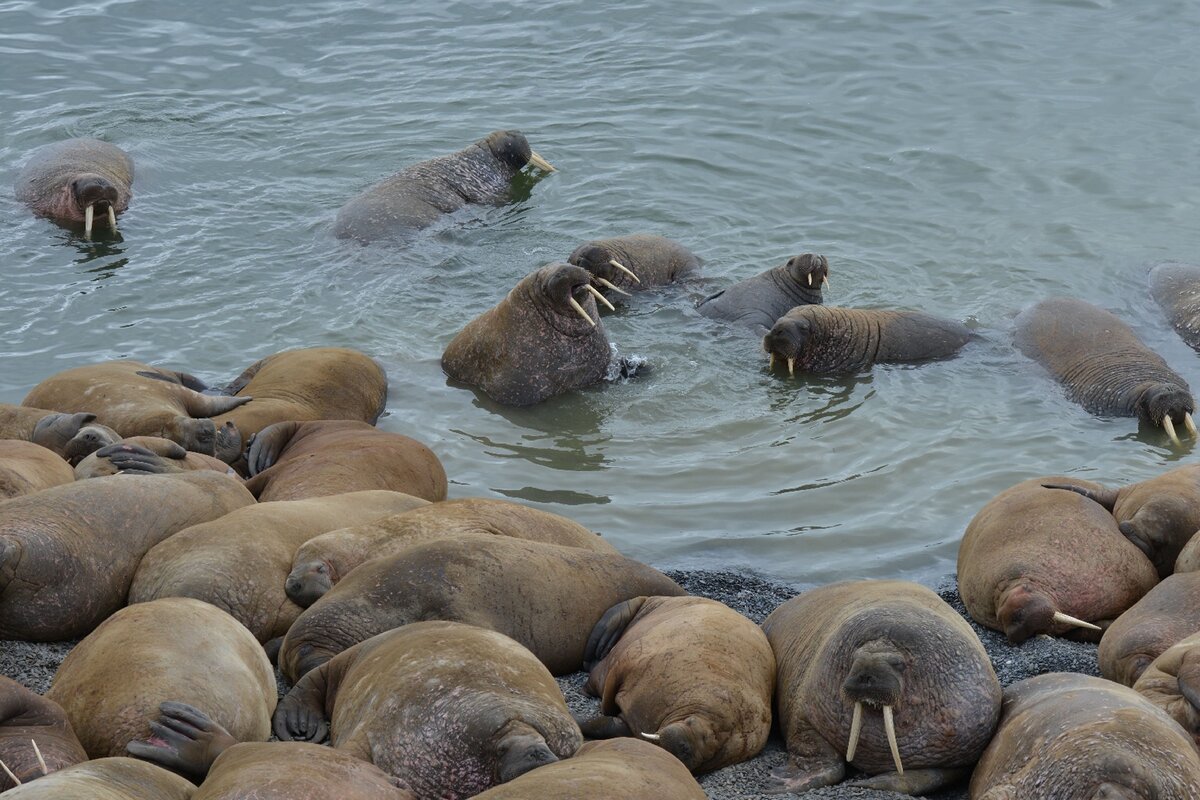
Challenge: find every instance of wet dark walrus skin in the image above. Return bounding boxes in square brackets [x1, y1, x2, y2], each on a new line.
[1149, 261, 1200, 353]
[567, 234, 700, 293]
[696, 253, 829, 332]
[14, 138, 133, 225]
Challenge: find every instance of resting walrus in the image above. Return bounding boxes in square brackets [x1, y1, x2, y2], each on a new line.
[442, 263, 612, 406]
[762, 580, 1001, 795]
[14, 138, 133, 237]
[567, 234, 700, 299]
[761, 305, 972, 376]
[1132, 632, 1200, 749]
[0, 757, 194, 799]
[0, 441, 75, 500]
[0, 676, 88, 790]
[696, 253, 829, 332]
[0, 405, 121, 464]
[1014, 296, 1196, 445]
[1098, 572, 1200, 686]
[1150, 262, 1200, 353]
[73, 438, 232, 480]
[333, 130, 554, 242]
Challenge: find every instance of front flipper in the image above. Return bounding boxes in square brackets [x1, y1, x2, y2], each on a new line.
[1039, 482, 1119, 511]
[246, 421, 301, 476]
[91, 443, 184, 475]
[181, 389, 252, 419]
[273, 664, 331, 743]
[583, 597, 647, 669]
[125, 701, 238, 784]
[763, 756, 845, 795]
[574, 713, 631, 739]
[847, 766, 970, 795]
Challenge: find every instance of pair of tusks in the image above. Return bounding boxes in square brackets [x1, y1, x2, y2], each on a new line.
[767, 353, 797, 377]
[0, 738, 48, 785]
[845, 702, 903, 776]
[806, 273, 832, 289]
[83, 203, 118, 239]
[1162, 412, 1198, 447]
[528, 151, 556, 172]
[1052, 610, 1101, 632]
[567, 284, 613, 327]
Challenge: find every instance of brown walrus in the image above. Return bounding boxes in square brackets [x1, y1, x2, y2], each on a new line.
[1014, 296, 1197, 445]
[1176, 532, 1200, 573]
[0, 405, 121, 463]
[1150, 261, 1200, 353]
[969, 672, 1200, 798]
[1132, 632, 1200, 749]
[957, 477, 1158, 643]
[333, 130, 554, 242]
[277, 534, 686, 682]
[0, 675, 87, 789]
[14, 138, 133, 237]
[0, 757, 194, 799]
[761, 305, 972, 376]
[579, 595, 774, 773]
[128, 490, 429, 644]
[22, 360, 250, 462]
[285, 496, 617, 608]
[274, 621, 581, 799]
[1098, 572, 1200, 686]
[696, 253, 829, 333]
[441, 263, 612, 407]
[0, 441, 74, 500]
[567, 234, 700, 298]
[0, 471, 254, 641]
[761, 580, 1000, 795]
[73, 438, 233, 480]
[46, 597, 276, 759]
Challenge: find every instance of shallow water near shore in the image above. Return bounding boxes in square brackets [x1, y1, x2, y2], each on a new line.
[3, 0, 1200, 586]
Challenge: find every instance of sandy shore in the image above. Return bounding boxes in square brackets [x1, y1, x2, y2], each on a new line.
[0, 570, 1098, 799]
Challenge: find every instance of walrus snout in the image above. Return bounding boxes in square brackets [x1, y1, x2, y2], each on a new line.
[494, 731, 559, 783]
[785, 253, 830, 289]
[71, 175, 119, 208]
[842, 650, 905, 707]
[213, 421, 243, 465]
[762, 319, 810, 376]
[1135, 384, 1196, 446]
[285, 561, 333, 608]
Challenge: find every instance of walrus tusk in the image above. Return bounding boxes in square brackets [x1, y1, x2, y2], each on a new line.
[594, 276, 631, 296]
[84, 203, 94, 238]
[845, 700, 863, 761]
[0, 757, 19, 785]
[640, 732, 661, 741]
[883, 705, 903, 776]
[585, 284, 615, 311]
[769, 352, 776, 370]
[1186, 412, 1198, 438]
[787, 357, 795, 377]
[823, 275, 831, 288]
[1163, 415, 1181, 447]
[807, 273, 812, 286]
[30, 739, 47, 775]
[527, 151, 555, 172]
[567, 296, 596, 327]
[608, 259, 641, 284]
[107, 205, 117, 232]
[1052, 611, 1101, 631]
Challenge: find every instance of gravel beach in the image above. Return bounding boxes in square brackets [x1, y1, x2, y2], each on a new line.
[0, 570, 1099, 798]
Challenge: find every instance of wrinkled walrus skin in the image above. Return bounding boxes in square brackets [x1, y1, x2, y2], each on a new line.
[0, 675, 88, 790]
[697, 253, 829, 333]
[1150, 262, 1200, 353]
[0, 440, 75, 500]
[193, 741, 413, 800]
[1098, 572, 1200, 687]
[1133, 631, 1200, 749]
[441, 263, 612, 407]
[1014, 297, 1195, 436]
[957, 477, 1158, 644]
[0, 757, 194, 800]
[273, 621, 582, 800]
[0, 471, 255, 641]
[333, 129, 553, 242]
[14, 138, 133, 230]
[762, 305, 972, 375]
[567, 233, 700, 296]
[969, 673, 1200, 799]
[762, 580, 1000, 795]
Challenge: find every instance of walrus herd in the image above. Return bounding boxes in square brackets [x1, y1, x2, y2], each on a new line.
[5, 129, 1200, 798]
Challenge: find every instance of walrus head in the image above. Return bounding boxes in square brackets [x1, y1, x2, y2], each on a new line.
[784, 253, 830, 290]
[996, 583, 1101, 644]
[30, 411, 98, 457]
[567, 243, 641, 293]
[67, 173, 121, 236]
[525, 264, 607, 332]
[762, 313, 814, 376]
[60, 422, 123, 466]
[481, 130, 555, 173]
[492, 722, 560, 784]
[1133, 383, 1196, 447]
[840, 640, 908, 775]
[285, 559, 336, 608]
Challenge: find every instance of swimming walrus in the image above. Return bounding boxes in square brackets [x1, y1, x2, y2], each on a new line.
[0, 471, 254, 641]
[46, 597, 276, 759]
[1014, 296, 1197, 445]
[957, 477, 1158, 643]
[285, 496, 616, 607]
[761, 305, 972, 376]
[14, 138, 133, 237]
[128, 490, 429, 645]
[696, 253, 829, 333]
[0, 676, 88, 790]
[73, 438, 232, 480]
[761, 580, 1001, 795]
[0, 757, 194, 800]
[0, 441, 75, 500]
[969, 672, 1200, 798]
[567, 234, 700, 299]
[1098, 572, 1200, 686]
[333, 130, 554, 242]
[22, 360, 250, 462]
[273, 621, 582, 799]
[1150, 262, 1200, 353]
[579, 595, 774, 773]
[441, 263, 612, 407]
[277, 534, 686, 682]
[1132, 632, 1200, 749]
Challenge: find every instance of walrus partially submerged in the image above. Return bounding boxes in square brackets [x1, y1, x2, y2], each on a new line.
[14, 138, 133, 237]
[697, 253, 829, 333]
[567, 234, 700, 299]
[1150, 262, 1200, 353]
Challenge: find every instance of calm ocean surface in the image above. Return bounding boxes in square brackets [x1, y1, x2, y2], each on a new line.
[2, 0, 1198, 585]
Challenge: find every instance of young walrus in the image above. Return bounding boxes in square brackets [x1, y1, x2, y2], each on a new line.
[697, 253, 829, 333]
[761, 580, 1001, 795]
[0, 676, 88, 789]
[14, 138, 133, 237]
[1132, 632, 1200, 749]
[761, 305, 972, 376]
[567, 233, 700, 299]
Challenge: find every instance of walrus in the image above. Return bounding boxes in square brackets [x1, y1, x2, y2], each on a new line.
[441, 263, 612, 406]
[285, 496, 617, 607]
[74, 438, 232, 480]
[579, 595, 774, 773]
[0, 676, 88, 789]
[1176, 532, 1200, 572]
[1150, 261, 1200, 353]
[471, 738, 708, 799]
[333, 129, 555, 242]
[274, 621, 582, 798]
[46, 597, 276, 759]
[761, 580, 1001, 795]
[22, 360, 250, 462]
[0, 441, 75, 500]
[240, 419, 447, 502]
[969, 672, 1200, 798]
[0, 405, 121, 463]
[696, 253, 829, 332]
[1132, 632, 1200, 749]
[1098, 572, 1200, 686]
[128, 490, 429, 645]
[761, 305, 972, 376]
[0, 471, 254, 641]
[1014, 297, 1197, 445]
[567, 234, 700, 299]
[277, 534, 686, 682]
[0, 757, 194, 799]
[14, 138, 133, 237]
[957, 477, 1158, 643]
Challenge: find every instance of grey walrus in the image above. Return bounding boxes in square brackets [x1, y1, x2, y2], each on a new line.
[0, 405, 121, 464]
[697, 253, 829, 332]
[1098, 572, 1200, 686]
[14, 138, 133, 237]
[1150, 262, 1200, 353]
[762, 306, 972, 376]
[0, 675, 88, 789]
[762, 580, 1001, 795]
[1132, 632, 1200, 749]
[333, 130, 554, 242]
[1014, 296, 1196, 445]
[441, 263, 612, 406]
[567, 234, 700, 299]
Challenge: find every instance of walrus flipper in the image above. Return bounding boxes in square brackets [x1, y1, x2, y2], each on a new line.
[1177, 650, 1200, 713]
[574, 713, 631, 739]
[847, 766, 970, 794]
[273, 665, 331, 743]
[92, 443, 184, 475]
[1039, 482, 1120, 511]
[181, 389, 252, 419]
[583, 597, 648, 669]
[126, 701, 237, 783]
[246, 421, 301, 477]
[763, 754, 845, 795]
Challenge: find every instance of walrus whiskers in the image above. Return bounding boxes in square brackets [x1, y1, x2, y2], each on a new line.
[0, 758, 20, 785]
[1051, 611, 1101, 631]
[640, 732, 661, 741]
[1187, 412, 1198, 438]
[527, 151, 555, 172]
[107, 205, 117, 232]
[845, 700, 863, 761]
[30, 739, 47, 775]
[883, 705, 903, 775]
[567, 296, 596, 327]
[593, 276, 631, 296]
[84, 203, 94, 238]
[608, 259, 640, 284]
[584, 284, 615, 311]
[1163, 415, 1181, 446]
